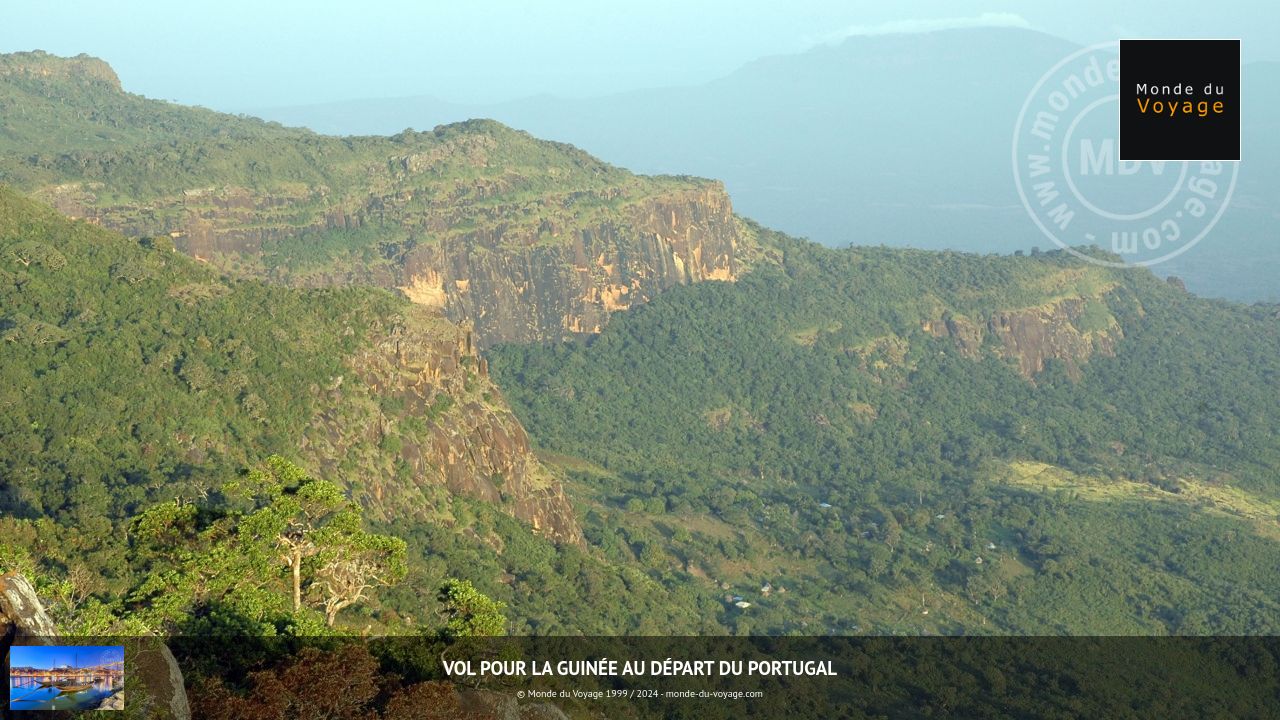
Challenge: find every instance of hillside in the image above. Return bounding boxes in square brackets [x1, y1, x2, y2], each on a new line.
[0, 51, 747, 347]
[3, 163, 1279, 636]
[0, 186, 738, 635]
[491, 226, 1280, 634]
[4, 45, 1280, 640]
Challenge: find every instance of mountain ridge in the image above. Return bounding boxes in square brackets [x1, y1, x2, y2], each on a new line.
[0, 52, 749, 347]
[249, 27, 1279, 303]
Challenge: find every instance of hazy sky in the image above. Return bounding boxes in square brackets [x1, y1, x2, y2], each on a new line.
[2, 1, 1275, 109]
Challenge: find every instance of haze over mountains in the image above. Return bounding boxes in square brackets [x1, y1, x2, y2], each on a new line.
[257, 28, 1280, 303]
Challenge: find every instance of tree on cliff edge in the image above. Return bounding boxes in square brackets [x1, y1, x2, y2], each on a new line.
[129, 456, 406, 633]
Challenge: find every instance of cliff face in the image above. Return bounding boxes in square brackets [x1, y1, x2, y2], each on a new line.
[400, 184, 739, 345]
[5, 54, 749, 348]
[924, 295, 1122, 379]
[0, 50, 121, 89]
[41, 176, 742, 348]
[301, 306, 582, 544]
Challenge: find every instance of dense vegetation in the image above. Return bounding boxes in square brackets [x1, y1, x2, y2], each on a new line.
[3, 48, 1280, 642]
[0, 186, 392, 519]
[491, 227, 1280, 634]
[5, 181, 1279, 638]
[0, 186, 723, 635]
[0, 50, 705, 284]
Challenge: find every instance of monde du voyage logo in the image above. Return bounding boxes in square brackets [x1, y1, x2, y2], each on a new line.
[1013, 40, 1241, 267]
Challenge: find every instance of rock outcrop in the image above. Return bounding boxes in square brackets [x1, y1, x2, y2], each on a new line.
[302, 306, 582, 544]
[0, 573, 56, 641]
[44, 177, 743, 348]
[0, 50, 121, 89]
[130, 641, 192, 720]
[400, 183, 740, 345]
[925, 295, 1122, 379]
[987, 298, 1121, 378]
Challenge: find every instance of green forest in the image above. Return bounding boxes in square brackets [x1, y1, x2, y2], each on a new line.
[3, 47, 1280, 644]
[490, 226, 1280, 635]
[0, 186, 723, 638]
[2, 41, 1279, 720]
[5, 179, 1280, 640]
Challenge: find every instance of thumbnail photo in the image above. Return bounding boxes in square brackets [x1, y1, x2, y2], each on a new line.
[8, 645, 124, 711]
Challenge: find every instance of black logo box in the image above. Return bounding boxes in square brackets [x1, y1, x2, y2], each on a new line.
[1120, 39, 1241, 161]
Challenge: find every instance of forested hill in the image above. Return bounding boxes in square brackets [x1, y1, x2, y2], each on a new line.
[491, 226, 1280, 634]
[0, 50, 748, 347]
[0, 182, 580, 535]
[0, 185, 740, 635]
[5, 48, 1280, 640]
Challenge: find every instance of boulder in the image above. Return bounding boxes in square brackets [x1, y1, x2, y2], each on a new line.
[130, 639, 191, 720]
[0, 572, 57, 639]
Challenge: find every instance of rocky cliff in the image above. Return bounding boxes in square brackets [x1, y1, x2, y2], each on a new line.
[0, 50, 121, 89]
[0, 183, 581, 551]
[923, 294, 1123, 379]
[302, 305, 582, 544]
[49, 182, 742, 347]
[398, 182, 740, 345]
[1, 54, 748, 348]
[38, 149, 744, 348]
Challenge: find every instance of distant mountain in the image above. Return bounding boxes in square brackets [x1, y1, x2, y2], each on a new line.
[257, 28, 1279, 303]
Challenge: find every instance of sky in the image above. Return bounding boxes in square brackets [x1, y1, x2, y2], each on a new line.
[9, 646, 124, 670]
[1, 1, 1276, 110]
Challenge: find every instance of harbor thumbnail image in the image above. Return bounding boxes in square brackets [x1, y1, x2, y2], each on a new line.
[8, 645, 124, 711]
